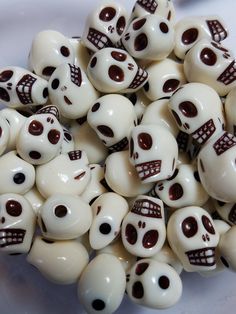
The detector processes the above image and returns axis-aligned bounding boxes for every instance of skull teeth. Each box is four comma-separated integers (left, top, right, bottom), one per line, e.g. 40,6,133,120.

137,0,158,14
0,229,26,248
207,19,227,42
213,131,236,156
217,60,236,86
186,247,216,266
135,160,162,181
16,74,36,105
132,198,162,218
87,28,113,50
108,137,128,153
69,64,82,87
191,119,216,145
128,67,148,90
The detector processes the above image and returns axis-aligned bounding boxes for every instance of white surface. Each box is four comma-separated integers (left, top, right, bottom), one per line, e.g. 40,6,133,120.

0,0,236,313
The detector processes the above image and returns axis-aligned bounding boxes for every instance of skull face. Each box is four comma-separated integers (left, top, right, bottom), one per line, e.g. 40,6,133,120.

174,16,228,60
0,67,48,108
155,163,209,209
169,83,224,146
87,94,137,152
126,259,182,309
48,63,99,119
213,199,236,226
38,194,92,240
28,30,75,80
167,206,220,272
0,193,36,254
142,59,186,101
121,196,166,257
121,15,174,61
129,124,178,183
89,192,129,250
131,0,175,22
16,106,63,165
87,48,148,93
82,2,128,52
184,38,236,96
198,131,236,203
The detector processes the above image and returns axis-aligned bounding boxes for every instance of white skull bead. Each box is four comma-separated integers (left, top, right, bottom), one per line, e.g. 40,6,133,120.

0,115,9,155
36,150,91,198
78,253,126,314
89,192,129,250
28,30,75,80
174,16,228,60
198,130,236,203
184,38,236,96
126,259,182,309
38,194,93,240
87,48,148,93
27,237,89,284
0,67,48,108
167,206,220,272
218,226,236,271
16,106,63,165
154,163,209,209
0,193,36,254
104,150,154,197
87,94,137,152
48,63,99,119
129,124,178,183
131,0,175,22
122,195,165,258
0,151,35,194
169,83,224,146
82,1,128,52
70,120,109,164
142,59,186,101
120,15,174,61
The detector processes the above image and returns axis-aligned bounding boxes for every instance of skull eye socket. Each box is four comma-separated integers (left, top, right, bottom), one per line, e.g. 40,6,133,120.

0,70,13,82
116,16,126,35
182,28,199,45
135,262,149,275
42,66,56,76
51,78,60,90
159,22,169,33
179,101,198,118
108,65,124,82
163,79,180,93
200,48,217,66
0,87,10,102
133,18,147,30
182,216,198,238
111,51,127,62
99,7,116,21
60,46,70,57
138,132,153,150
158,276,170,289
28,120,44,136
134,33,148,51
130,137,134,158
97,125,114,137
6,200,22,217
48,129,61,144
202,215,215,234
54,205,68,218
90,57,97,68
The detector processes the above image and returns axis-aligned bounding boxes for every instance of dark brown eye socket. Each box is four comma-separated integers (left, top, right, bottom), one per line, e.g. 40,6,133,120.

135,262,149,275
54,205,68,218
6,200,22,217
0,87,10,102
182,216,198,238
90,57,97,68
108,65,124,82
129,137,134,158
99,7,116,21
28,120,44,136
159,22,169,33
202,215,215,234
48,129,61,144
200,48,217,66
111,51,127,62
138,132,152,150
179,101,198,118
116,16,126,35
134,33,148,51
163,79,180,93
0,70,13,82
97,125,114,137
133,18,146,30
182,28,199,45
60,46,70,57
42,66,56,76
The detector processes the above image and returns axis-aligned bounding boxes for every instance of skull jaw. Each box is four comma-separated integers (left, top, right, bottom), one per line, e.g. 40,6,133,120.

0,228,32,254
182,247,216,272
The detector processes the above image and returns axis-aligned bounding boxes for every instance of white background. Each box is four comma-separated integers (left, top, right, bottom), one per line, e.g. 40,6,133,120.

0,0,236,313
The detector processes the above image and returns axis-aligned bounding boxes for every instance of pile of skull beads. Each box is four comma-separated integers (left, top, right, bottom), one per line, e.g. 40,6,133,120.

1,0,236,312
